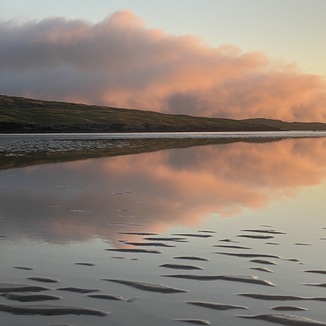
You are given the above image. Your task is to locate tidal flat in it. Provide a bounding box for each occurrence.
[0,132,326,325]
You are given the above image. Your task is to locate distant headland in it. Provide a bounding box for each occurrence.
[1,95,326,133]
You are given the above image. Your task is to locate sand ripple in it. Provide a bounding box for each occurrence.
[250,267,274,273]
[172,233,213,238]
[238,293,326,301]
[1,293,61,302]
[237,234,275,239]
[304,270,326,275]
[213,245,251,249]
[219,239,239,243]
[103,279,187,293]
[304,283,326,288]
[174,319,210,325]
[57,287,100,294]
[106,248,161,254]
[250,259,277,265]
[163,274,275,286]
[217,252,280,258]
[238,313,326,325]
[117,232,157,236]
[173,256,209,261]
[27,277,58,283]
[122,241,175,247]
[159,264,203,270]
[74,262,95,266]
[87,294,124,301]
[0,283,49,293]
[187,301,248,310]
[272,306,307,311]
[0,303,108,316]
[241,229,286,234]
[144,237,188,242]
[13,266,33,271]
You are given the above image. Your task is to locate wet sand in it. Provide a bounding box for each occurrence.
[1,222,325,326]
[1,139,326,325]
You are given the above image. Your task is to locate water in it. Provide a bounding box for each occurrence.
[0,133,326,325]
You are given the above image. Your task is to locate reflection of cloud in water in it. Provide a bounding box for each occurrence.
[1,138,326,244]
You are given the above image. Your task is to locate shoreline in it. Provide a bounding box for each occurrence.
[1,130,326,139]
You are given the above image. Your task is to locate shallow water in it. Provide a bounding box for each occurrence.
[0,133,326,325]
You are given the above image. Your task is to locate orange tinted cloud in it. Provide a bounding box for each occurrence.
[1,11,326,121]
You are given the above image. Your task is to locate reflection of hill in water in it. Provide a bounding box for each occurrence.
[1,137,326,245]
[0,137,282,170]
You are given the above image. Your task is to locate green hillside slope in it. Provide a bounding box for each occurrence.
[1,95,325,132]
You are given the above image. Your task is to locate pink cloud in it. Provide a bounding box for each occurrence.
[1,10,326,121]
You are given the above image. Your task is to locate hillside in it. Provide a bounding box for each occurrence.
[1,95,326,132]
[242,118,326,131]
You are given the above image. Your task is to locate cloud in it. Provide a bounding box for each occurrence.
[1,10,326,121]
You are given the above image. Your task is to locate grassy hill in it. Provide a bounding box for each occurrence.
[242,118,326,131]
[1,95,326,132]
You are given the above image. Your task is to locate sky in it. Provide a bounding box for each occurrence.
[1,0,326,121]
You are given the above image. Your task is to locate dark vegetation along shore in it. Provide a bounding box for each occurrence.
[1,95,326,133]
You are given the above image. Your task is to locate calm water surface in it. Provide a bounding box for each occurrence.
[0,133,326,326]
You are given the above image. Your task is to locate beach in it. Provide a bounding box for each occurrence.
[0,133,325,325]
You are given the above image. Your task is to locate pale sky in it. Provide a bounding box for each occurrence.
[1,0,326,121]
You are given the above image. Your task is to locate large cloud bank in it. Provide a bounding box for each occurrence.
[1,11,326,121]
